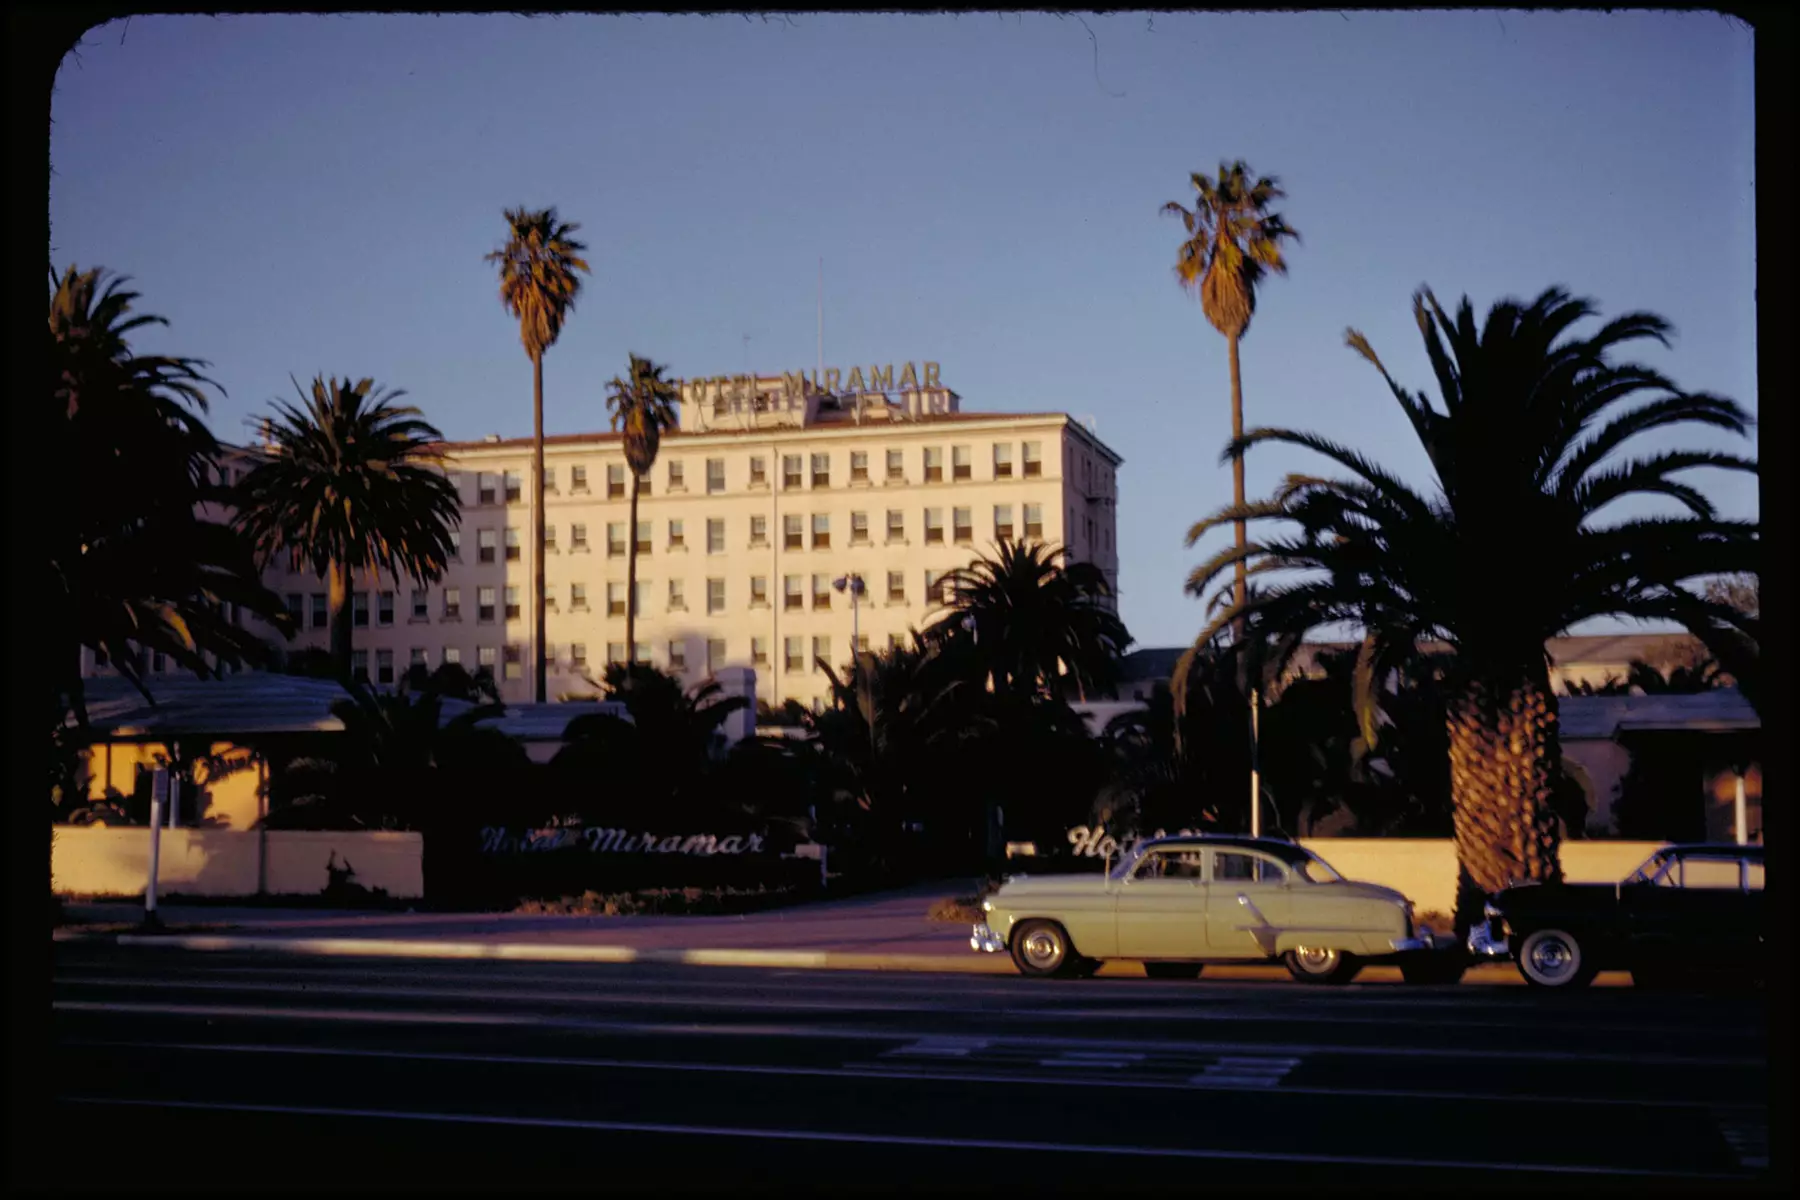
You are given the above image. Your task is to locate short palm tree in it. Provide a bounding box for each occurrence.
[233,376,461,680]
[1186,286,1756,927]
[487,207,591,701]
[604,354,680,663]
[925,540,1131,702]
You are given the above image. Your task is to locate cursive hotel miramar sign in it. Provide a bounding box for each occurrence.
[481,825,771,857]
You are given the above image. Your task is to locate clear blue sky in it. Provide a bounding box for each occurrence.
[50,11,1757,651]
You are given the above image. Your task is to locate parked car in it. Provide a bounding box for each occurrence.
[970,835,1455,985]
[1467,843,1766,990]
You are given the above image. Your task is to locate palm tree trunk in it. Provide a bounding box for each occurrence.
[532,351,548,703]
[1445,671,1564,936]
[1227,333,1248,633]
[327,560,353,681]
[625,474,640,664]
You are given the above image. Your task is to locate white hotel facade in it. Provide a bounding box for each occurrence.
[94,368,1123,712]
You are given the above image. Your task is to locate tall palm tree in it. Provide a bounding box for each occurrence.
[604,354,680,663]
[924,540,1131,702]
[487,207,592,702]
[233,377,461,680]
[49,265,290,728]
[1185,286,1756,930]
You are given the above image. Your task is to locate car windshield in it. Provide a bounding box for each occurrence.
[1108,844,1146,881]
[1295,852,1342,883]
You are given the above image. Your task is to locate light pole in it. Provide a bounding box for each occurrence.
[833,573,866,654]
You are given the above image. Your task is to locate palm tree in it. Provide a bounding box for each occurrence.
[603,354,680,664]
[1185,286,1756,930]
[233,377,461,680]
[924,540,1132,702]
[49,265,290,728]
[487,207,591,702]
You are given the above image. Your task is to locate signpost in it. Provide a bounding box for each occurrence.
[145,767,168,928]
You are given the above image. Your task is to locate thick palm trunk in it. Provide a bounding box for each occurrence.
[327,560,353,681]
[625,475,640,663]
[1445,673,1564,935]
[1226,333,1248,633]
[532,352,548,703]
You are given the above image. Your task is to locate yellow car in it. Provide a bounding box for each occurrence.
[972,835,1446,985]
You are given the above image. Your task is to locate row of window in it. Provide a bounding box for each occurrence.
[285,568,964,629]
[358,633,903,685]
[440,504,1048,563]
[469,441,1051,505]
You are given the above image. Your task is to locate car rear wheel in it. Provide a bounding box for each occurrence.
[1283,947,1362,985]
[1010,919,1079,979]
[1516,928,1598,990]
[1144,962,1204,980]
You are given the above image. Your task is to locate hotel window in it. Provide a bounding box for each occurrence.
[850,512,870,545]
[812,575,832,610]
[442,646,463,667]
[669,640,688,672]
[376,649,395,686]
[478,587,497,623]
[668,519,686,550]
[287,546,305,572]
[448,529,462,562]
[887,570,905,604]
[930,570,956,606]
[784,575,804,612]
[443,588,462,621]
[478,646,498,673]
[993,443,1013,478]
[750,575,769,607]
[1023,441,1043,478]
[707,577,726,614]
[886,448,905,482]
[570,465,589,494]
[545,583,558,612]
[886,510,904,543]
[544,466,557,494]
[502,645,522,680]
[285,592,304,625]
[707,518,726,555]
[149,650,166,674]
[750,514,768,547]
[608,464,626,498]
[606,642,625,666]
[706,459,726,494]
[995,505,1015,542]
[783,455,803,489]
[889,632,907,652]
[668,579,686,611]
[570,582,588,612]
[635,642,654,664]
[855,634,870,654]
[477,473,496,505]
[952,445,971,481]
[1086,516,1096,546]
[707,638,727,674]
[751,637,770,668]
[410,647,428,671]
[503,471,522,504]
[607,523,626,558]
[378,591,395,626]
[811,637,830,673]
[850,451,869,483]
[505,527,521,562]
[924,447,944,483]
[570,643,588,671]
[353,591,370,628]
[1024,503,1045,540]
[749,456,768,487]
[544,525,558,553]
[953,507,973,544]
[924,508,944,544]
[666,460,684,491]
[478,528,497,564]
[607,582,626,617]
[636,521,653,555]
[784,514,804,550]
[811,453,830,489]
[571,523,589,552]
[812,513,831,549]
[785,637,805,673]
[351,650,369,681]
[504,586,521,621]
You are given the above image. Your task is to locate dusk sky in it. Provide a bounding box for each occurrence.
[49,11,1756,651]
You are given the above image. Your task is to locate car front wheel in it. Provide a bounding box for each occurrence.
[1516,928,1598,989]
[1010,919,1079,979]
[1283,947,1362,985]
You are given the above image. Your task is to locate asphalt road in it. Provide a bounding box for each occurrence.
[44,943,1776,1193]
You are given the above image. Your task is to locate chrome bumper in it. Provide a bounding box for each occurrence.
[1466,920,1511,961]
[970,922,1007,954]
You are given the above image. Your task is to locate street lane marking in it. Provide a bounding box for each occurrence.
[1039,1050,1148,1069]
[60,1039,1768,1114]
[883,1038,991,1058]
[55,1001,539,1026]
[55,1095,1756,1179]
[1191,1057,1302,1088]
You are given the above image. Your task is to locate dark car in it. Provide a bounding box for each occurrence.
[1468,843,1765,989]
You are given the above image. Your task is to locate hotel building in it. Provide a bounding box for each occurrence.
[92,368,1123,711]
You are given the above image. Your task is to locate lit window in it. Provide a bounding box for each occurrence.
[993,443,1013,478]
[478,587,497,623]
[812,513,830,549]
[478,646,497,671]
[443,646,462,666]
[708,518,726,555]
[708,578,726,614]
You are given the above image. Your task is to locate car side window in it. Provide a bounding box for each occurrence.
[1212,851,1284,885]
[1679,856,1745,890]
[1134,851,1202,881]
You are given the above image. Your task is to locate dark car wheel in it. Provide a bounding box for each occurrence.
[1283,947,1362,985]
[1144,962,1204,980]
[1010,919,1080,979]
[1516,928,1599,990]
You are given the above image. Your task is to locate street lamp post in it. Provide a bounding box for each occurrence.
[833,572,874,768]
